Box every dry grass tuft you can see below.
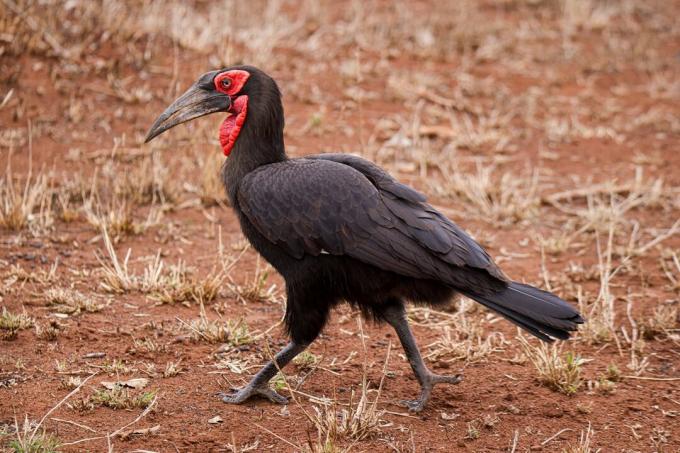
[35,321,60,341]
[181,302,252,346]
[417,301,506,363]
[163,360,183,378]
[639,304,678,340]
[97,228,226,303]
[306,382,384,450]
[0,162,53,234]
[427,319,505,364]
[436,163,540,225]
[577,224,624,345]
[0,307,34,340]
[660,250,680,293]
[89,386,156,410]
[149,261,225,305]
[44,288,104,315]
[229,258,279,304]
[562,422,598,453]
[305,326,387,450]
[7,416,61,453]
[518,335,585,395]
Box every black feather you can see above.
[215,67,583,346]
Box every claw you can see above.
[400,398,426,413]
[431,373,463,385]
[219,385,288,405]
[400,372,463,413]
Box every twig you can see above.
[175,317,210,342]
[60,395,158,448]
[383,410,419,419]
[0,88,13,109]
[109,395,158,438]
[509,429,519,453]
[623,375,680,381]
[51,418,97,433]
[541,428,573,445]
[30,373,96,441]
[253,423,301,450]
[545,182,646,204]
[634,218,680,255]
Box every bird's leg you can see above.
[219,341,307,405]
[382,304,462,413]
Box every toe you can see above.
[220,392,244,404]
[432,373,462,385]
[257,388,289,405]
[400,399,425,413]
[218,387,253,404]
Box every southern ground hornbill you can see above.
[145,66,584,412]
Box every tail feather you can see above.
[465,282,584,342]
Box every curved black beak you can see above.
[144,82,230,143]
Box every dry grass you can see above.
[35,321,60,341]
[228,258,279,304]
[163,360,183,378]
[562,423,598,453]
[149,261,225,305]
[0,160,53,234]
[576,224,623,345]
[83,198,146,239]
[640,304,678,340]
[517,334,586,395]
[89,387,156,410]
[306,325,387,450]
[660,249,680,293]
[3,374,95,453]
[44,288,104,315]
[97,228,226,303]
[180,302,252,346]
[436,162,541,225]
[185,152,228,207]
[93,359,135,376]
[0,306,34,339]
[7,416,61,453]
[305,383,384,450]
[424,308,506,364]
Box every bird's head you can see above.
[145,66,283,156]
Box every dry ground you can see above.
[1,1,679,452]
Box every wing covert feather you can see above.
[237,157,506,286]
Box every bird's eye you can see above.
[221,78,232,89]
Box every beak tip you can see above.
[144,82,228,145]
[143,120,164,143]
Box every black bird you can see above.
[145,66,584,412]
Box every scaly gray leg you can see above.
[219,341,307,405]
[382,304,462,413]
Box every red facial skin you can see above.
[214,70,250,156]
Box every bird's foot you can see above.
[400,372,463,413]
[431,373,463,386]
[219,384,288,405]
[400,397,428,413]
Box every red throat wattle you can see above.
[219,95,248,156]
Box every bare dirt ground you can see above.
[1,1,679,452]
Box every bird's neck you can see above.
[221,122,287,206]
